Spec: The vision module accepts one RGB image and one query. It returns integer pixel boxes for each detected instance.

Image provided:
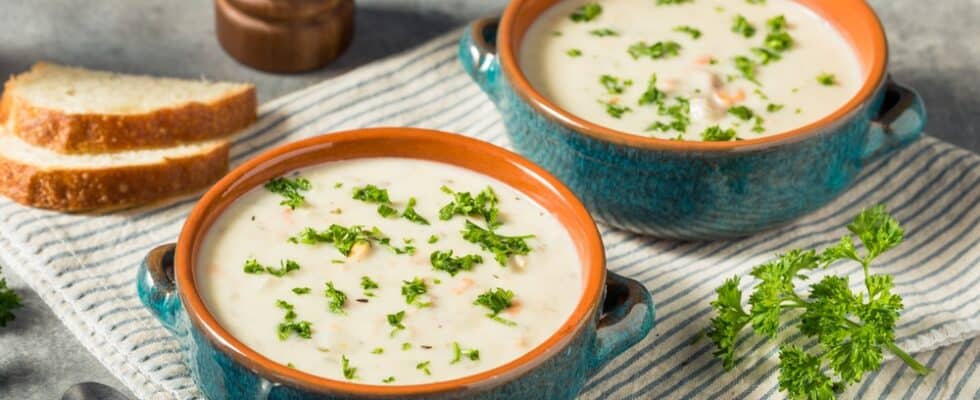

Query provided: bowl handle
[861,77,926,162]
[593,271,655,371]
[137,243,182,334]
[459,16,501,102]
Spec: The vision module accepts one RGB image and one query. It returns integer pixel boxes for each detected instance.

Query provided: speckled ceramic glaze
[459,0,926,239]
[137,128,654,399]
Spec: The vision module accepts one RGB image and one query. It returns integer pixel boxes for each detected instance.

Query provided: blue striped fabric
[0,31,977,400]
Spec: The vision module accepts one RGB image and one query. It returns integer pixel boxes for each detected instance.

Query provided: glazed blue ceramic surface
[459,19,927,240]
[138,244,654,399]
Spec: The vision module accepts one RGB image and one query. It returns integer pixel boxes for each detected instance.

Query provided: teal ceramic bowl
[459,0,926,240]
[137,128,655,399]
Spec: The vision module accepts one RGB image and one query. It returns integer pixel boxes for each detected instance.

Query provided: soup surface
[520,0,863,141]
[197,158,582,385]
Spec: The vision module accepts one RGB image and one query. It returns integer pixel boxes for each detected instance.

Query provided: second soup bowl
[460,0,926,240]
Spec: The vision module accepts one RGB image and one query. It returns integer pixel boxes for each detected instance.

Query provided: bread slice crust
[0,65,256,154]
[0,142,229,212]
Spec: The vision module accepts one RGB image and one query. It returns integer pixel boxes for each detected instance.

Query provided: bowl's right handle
[861,77,926,162]
[137,243,182,334]
[593,271,655,371]
[459,16,502,102]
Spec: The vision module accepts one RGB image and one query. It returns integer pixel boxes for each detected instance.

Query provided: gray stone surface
[0,0,976,399]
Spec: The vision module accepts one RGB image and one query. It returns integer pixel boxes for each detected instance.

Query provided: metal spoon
[61,382,131,400]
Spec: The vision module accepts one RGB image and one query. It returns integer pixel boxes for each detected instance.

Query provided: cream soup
[520,0,863,141]
[197,158,582,385]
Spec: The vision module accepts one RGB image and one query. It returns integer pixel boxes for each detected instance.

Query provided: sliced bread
[0,62,256,154]
[0,127,229,212]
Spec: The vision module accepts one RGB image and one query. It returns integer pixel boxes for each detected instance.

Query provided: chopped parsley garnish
[243,258,300,277]
[287,362,296,368]
[732,15,756,38]
[264,176,311,209]
[734,55,761,85]
[401,277,432,308]
[638,74,666,106]
[673,25,702,39]
[387,310,406,336]
[589,28,618,37]
[352,184,391,204]
[402,342,413,351]
[599,100,631,119]
[701,125,738,142]
[706,206,929,399]
[462,220,534,266]
[275,300,313,340]
[566,49,583,57]
[0,267,22,327]
[324,282,347,314]
[753,88,770,100]
[647,97,691,133]
[341,355,357,380]
[474,288,517,326]
[751,47,781,65]
[292,287,311,295]
[439,185,501,228]
[600,74,633,95]
[451,342,480,364]
[427,235,439,244]
[291,224,412,256]
[333,182,343,189]
[570,3,602,22]
[430,250,484,276]
[628,41,682,60]
[377,204,399,218]
[765,31,793,52]
[728,106,755,121]
[767,15,787,31]
[752,116,766,133]
[817,73,837,86]
[767,103,784,112]
[657,0,693,4]
[747,0,766,3]
[382,376,395,383]
[416,361,432,376]
[360,276,379,294]
[371,347,384,355]
[402,197,430,225]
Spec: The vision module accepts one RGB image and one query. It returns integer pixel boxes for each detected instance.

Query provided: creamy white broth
[520,0,863,141]
[197,158,582,385]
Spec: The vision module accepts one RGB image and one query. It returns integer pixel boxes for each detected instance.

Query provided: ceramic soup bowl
[459,0,926,240]
[137,127,654,400]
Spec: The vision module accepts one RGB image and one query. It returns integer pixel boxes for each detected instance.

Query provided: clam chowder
[519,0,863,141]
[197,158,582,385]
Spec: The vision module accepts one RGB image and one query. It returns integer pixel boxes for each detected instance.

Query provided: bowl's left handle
[459,16,502,102]
[592,271,655,371]
[137,243,182,334]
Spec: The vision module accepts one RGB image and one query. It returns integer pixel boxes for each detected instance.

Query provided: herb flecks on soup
[519,0,862,141]
[196,158,582,384]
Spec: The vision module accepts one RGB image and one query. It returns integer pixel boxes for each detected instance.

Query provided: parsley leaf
[416,361,432,375]
[377,204,399,218]
[292,287,311,295]
[600,74,633,95]
[701,125,737,141]
[734,55,761,85]
[341,355,357,380]
[264,176,311,209]
[752,47,781,65]
[361,276,379,297]
[290,224,412,256]
[566,49,583,57]
[474,288,517,326]
[638,74,666,106]
[628,41,682,60]
[732,15,757,38]
[657,0,693,4]
[243,258,300,277]
[352,184,391,204]
[401,277,432,308]
[439,186,501,228]
[765,31,793,52]
[387,310,406,336]
[0,267,21,327]
[451,342,480,364]
[706,205,929,399]
[728,106,755,121]
[324,282,347,314]
[817,73,837,86]
[382,376,396,383]
[767,15,788,32]
[673,25,702,39]
[570,3,602,22]
[275,300,313,340]
[402,197,430,225]
[430,250,484,276]
[599,100,632,119]
[589,28,618,37]
[462,220,534,266]
[767,103,785,113]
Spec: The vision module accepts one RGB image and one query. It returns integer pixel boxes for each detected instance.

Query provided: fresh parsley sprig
[706,205,929,399]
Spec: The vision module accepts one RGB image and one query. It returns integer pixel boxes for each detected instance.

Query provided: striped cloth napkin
[0,31,977,400]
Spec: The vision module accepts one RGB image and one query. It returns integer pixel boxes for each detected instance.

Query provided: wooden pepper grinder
[215,0,354,73]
